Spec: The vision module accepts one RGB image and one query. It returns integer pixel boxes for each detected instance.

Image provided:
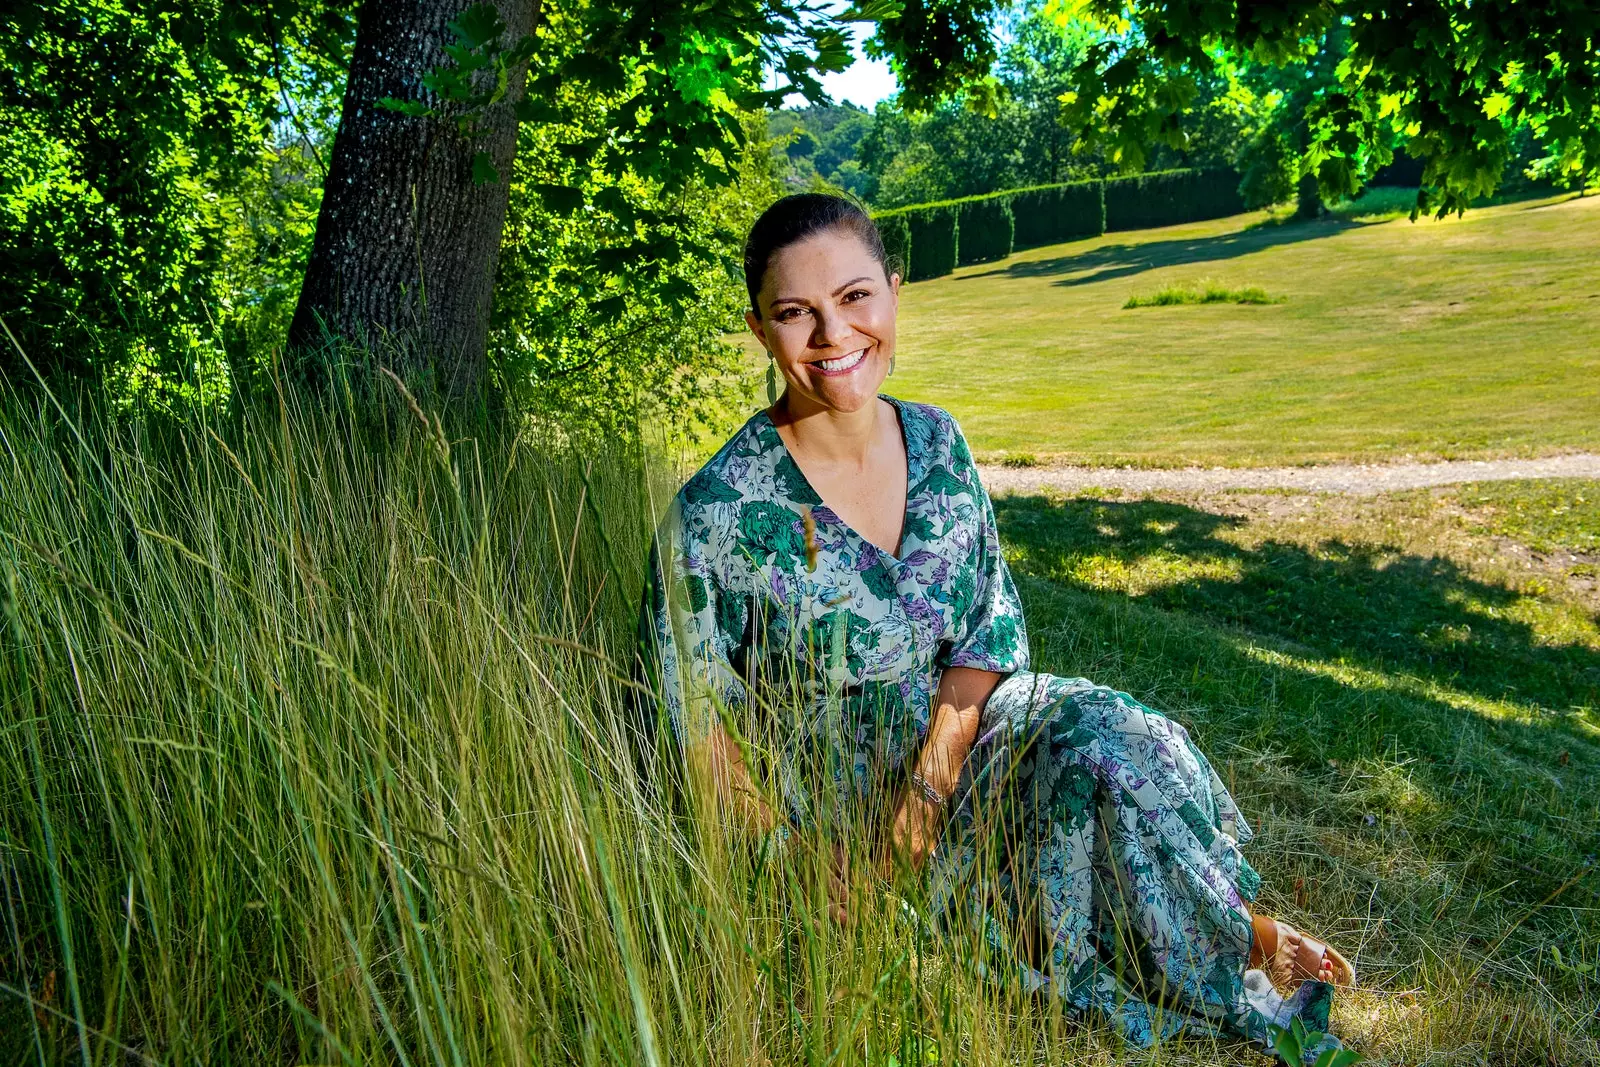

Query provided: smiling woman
[635,193,1357,1061]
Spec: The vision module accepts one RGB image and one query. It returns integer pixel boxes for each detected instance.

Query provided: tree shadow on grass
[994,494,1600,722]
[995,494,1600,962]
[961,217,1356,290]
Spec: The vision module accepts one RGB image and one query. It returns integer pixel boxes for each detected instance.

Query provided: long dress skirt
[921,671,1342,1056]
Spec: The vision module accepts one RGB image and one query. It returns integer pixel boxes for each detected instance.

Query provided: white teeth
[817,348,866,373]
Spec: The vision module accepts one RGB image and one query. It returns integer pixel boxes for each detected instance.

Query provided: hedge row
[1103,167,1244,231]
[873,168,1238,281]
[1010,181,1105,248]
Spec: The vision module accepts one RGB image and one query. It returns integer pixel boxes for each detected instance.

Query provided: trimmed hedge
[954,195,1014,265]
[874,203,959,281]
[876,212,912,282]
[1009,180,1105,248]
[1104,168,1244,231]
[874,167,1245,282]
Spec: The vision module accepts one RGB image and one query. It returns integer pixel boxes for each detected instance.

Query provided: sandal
[1249,913,1357,990]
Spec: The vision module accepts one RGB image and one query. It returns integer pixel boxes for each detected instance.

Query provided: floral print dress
[640,396,1342,1059]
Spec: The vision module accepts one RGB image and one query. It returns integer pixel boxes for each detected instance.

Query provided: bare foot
[1249,913,1355,989]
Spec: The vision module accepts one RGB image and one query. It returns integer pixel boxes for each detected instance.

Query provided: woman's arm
[701,721,777,834]
[884,665,1005,870]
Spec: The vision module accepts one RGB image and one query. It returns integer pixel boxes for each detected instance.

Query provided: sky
[776,23,900,111]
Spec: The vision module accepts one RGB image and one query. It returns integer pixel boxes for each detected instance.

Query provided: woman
[638,193,1355,1056]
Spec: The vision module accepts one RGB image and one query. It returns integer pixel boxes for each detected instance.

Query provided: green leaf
[471,151,500,186]
[1270,1023,1303,1062]
[448,4,506,50]
[1315,1049,1364,1067]
[530,183,585,213]
[590,295,626,319]
[514,97,564,125]
[564,52,628,93]
[836,0,905,21]
[376,96,433,117]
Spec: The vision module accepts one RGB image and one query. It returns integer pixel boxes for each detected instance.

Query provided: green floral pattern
[641,396,1342,1061]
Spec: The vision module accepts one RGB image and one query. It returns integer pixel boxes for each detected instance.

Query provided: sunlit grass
[1,376,1595,1065]
[870,191,1600,467]
[1123,284,1282,308]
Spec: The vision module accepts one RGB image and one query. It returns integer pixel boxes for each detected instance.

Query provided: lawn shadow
[994,494,1600,721]
[997,493,1600,952]
[962,217,1357,289]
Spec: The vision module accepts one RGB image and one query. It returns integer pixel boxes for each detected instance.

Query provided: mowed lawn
[882,191,1600,467]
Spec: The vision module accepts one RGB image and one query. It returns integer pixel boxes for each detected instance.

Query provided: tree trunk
[1295,171,1324,220]
[289,0,537,401]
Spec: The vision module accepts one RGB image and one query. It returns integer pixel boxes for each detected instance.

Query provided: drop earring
[766,353,779,406]
[888,353,896,376]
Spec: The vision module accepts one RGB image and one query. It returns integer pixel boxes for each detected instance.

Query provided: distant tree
[786,128,819,160]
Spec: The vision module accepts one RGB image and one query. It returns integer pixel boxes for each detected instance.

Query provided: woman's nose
[811,307,855,348]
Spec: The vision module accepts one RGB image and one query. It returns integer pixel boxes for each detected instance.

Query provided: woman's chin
[800,364,890,413]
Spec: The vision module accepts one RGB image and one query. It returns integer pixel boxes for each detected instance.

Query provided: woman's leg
[957,671,1314,1031]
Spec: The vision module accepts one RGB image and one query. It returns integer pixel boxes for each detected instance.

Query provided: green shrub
[1010,180,1107,247]
[1123,284,1283,307]
[882,203,958,280]
[954,194,1014,265]
[876,211,913,281]
[1104,168,1245,231]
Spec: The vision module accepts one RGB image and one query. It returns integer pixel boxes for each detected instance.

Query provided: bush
[875,203,959,281]
[1104,168,1245,231]
[1009,180,1107,247]
[876,211,913,282]
[954,194,1014,265]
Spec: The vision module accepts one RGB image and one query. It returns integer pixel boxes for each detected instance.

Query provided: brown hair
[742,193,896,315]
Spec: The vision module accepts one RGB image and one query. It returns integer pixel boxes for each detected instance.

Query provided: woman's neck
[771,392,885,470]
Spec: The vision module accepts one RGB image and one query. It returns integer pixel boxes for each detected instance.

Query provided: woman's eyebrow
[771,276,874,307]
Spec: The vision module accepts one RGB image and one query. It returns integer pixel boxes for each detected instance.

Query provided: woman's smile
[810,346,869,376]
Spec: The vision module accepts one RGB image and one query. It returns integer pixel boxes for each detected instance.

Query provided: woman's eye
[844,289,870,302]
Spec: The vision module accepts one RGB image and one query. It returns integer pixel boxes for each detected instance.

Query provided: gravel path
[978,453,1600,496]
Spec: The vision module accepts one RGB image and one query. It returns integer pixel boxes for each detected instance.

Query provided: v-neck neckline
[757,394,920,564]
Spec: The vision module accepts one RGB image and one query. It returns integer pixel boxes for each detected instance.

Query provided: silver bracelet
[909,770,948,808]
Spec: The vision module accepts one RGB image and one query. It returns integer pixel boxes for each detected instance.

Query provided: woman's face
[745,225,900,415]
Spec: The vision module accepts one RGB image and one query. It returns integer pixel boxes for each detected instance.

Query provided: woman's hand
[882,786,943,876]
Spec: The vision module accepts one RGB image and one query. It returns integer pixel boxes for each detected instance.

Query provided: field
[4,189,1599,1066]
[874,190,1600,467]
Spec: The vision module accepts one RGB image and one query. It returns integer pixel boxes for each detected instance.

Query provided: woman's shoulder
[674,410,774,513]
[888,397,975,470]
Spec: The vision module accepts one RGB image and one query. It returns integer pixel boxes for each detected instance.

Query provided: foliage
[491,97,779,440]
[1104,168,1244,231]
[874,202,960,280]
[874,167,1237,275]
[1054,0,1600,216]
[1008,179,1106,247]
[877,212,914,281]
[767,102,877,198]
[0,0,355,410]
[954,194,1014,265]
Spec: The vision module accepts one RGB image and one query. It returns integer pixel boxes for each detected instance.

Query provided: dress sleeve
[938,423,1030,674]
[636,498,750,748]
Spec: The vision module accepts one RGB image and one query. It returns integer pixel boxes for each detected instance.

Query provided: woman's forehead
[763,231,880,290]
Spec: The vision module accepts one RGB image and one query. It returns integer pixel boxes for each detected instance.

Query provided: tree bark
[1295,170,1325,220]
[289,0,537,401]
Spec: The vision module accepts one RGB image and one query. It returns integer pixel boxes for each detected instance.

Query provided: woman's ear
[744,308,768,351]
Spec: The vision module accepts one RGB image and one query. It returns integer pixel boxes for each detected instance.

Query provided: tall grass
[3,375,1595,1065]
[0,379,1218,1066]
